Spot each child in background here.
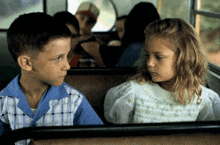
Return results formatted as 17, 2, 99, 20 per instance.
75, 2, 105, 67
108, 15, 127, 46
0, 12, 103, 144
104, 18, 220, 124
53, 11, 80, 67
116, 2, 160, 67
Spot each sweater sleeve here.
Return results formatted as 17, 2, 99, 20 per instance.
104, 81, 135, 124
197, 89, 220, 121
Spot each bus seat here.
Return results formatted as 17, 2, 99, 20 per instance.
64, 68, 136, 124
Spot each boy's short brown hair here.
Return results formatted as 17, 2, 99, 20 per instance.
7, 12, 71, 62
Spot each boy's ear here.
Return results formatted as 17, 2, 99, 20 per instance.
17, 55, 32, 71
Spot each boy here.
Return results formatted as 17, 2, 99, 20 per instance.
75, 2, 99, 36
75, 2, 105, 67
0, 12, 103, 142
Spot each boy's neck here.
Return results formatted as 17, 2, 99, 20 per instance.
19, 72, 49, 108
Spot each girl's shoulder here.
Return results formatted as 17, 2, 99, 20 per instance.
108, 80, 139, 93
200, 85, 220, 102
106, 79, 147, 97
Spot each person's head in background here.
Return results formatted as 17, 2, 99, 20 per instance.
75, 2, 99, 36
107, 15, 127, 46
121, 2, 160, 48
116, 15, 127, 40
53, 11, 80, 62
53, 11, 79, 35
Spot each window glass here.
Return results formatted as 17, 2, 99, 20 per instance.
67, 0, 116, 32
0, 0, 43, 29
197, 15, 220, 67
200, 0, 220, 13
158, 0, 188, 21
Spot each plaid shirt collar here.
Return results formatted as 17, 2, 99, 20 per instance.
1, 74, 69, 119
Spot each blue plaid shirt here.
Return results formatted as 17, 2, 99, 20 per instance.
0, 75, 103, 144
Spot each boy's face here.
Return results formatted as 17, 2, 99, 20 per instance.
116, 18, 126, 40
31, 38, 71, 86
76, 13, 96, 35
144, 36, 177, 89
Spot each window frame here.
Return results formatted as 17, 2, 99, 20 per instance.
189, 0, 220, 72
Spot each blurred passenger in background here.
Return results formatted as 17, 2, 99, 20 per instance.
108, 15, 128, 46
53, 11, 80, 67
75, 2, 105, 67
116, 2, 160, 67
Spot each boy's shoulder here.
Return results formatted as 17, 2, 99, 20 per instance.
62, 82, 84, 98
0, 75, 20, 97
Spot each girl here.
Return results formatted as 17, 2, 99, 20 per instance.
104, 18, 220, 124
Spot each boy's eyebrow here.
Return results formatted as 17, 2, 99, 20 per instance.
52, 53, 65, 58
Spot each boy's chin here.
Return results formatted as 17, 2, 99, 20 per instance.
47, 80, 64, 87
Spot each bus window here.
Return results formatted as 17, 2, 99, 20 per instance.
200, 0, 220, 13
157, 0, 189, 21
0, 0, 43, 29
195, 0, 220, 67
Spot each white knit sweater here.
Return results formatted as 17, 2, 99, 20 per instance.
104, 80, 220, 124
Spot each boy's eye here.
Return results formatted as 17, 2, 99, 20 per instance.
55, 56, 61, 61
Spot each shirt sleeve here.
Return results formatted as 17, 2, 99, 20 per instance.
73, 95, 103, 125
0, 120, 4, 135
0, 95, 5, 135
197, 90, 220, 121
104, 81, 135, 124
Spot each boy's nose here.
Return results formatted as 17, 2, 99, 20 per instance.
64, 58, 71, 71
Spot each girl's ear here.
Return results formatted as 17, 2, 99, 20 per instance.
17, 55, 32, 71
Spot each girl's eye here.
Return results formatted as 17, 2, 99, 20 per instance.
156, 56, 163, 60
145, 54, 149, 58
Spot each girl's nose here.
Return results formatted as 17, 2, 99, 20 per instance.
147, 56, 155, 67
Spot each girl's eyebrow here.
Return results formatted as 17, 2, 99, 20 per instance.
144, 50, 166, 55
152, 51, 166, 55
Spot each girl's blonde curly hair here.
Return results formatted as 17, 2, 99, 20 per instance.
131, 18, 208, 105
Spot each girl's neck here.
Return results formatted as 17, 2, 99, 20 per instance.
159, 80, 175, 92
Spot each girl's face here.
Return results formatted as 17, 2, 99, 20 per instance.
144, 36, 177, 91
